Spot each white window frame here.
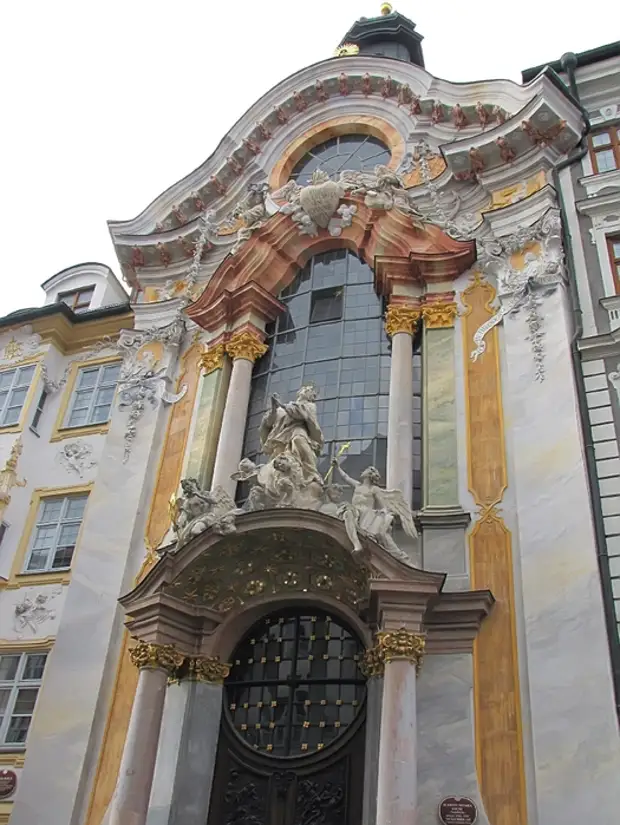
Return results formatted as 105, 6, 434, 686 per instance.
0, 651, 47, 748
0, 364, 36, 427
64, 362, 120, 429
24, 494, 89, 573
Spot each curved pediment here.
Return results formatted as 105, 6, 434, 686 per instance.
122, 509, 445, 617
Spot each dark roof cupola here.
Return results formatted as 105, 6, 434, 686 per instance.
336, 4, 425, 67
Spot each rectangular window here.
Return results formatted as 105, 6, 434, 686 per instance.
0, 651, 47, 746
57, 286, 95, 313
590, 127, 620, 174
0, 365, 36, 427
65, 362, 121, 429
310, 287, 344, 324
24, 494, 88, 572
608, 235, 620, 294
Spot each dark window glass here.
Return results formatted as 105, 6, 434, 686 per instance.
291, 135, 391, 186
241, 249, 423, 509
225, 610, 366, 757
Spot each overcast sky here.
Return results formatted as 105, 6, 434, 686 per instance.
2, 1, 617, 314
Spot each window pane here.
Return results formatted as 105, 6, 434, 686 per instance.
91, 404, 111, 424
40, 499, 63, 523
0, 688, 10, 714
6, 715, 32, 744
2, 406, 21, 426
0, 371, 15, 391
0, 656, 20, 682
7, 387, 27, 408
32, 525, 56, 549
26, 548, 49, 571
65, 496, 87, 519
13, 688, 38, 715
612, 241, 620, 259
52, 545, 74, 568
592, 132, 612, 147
67, 407, 89, 428
597, 149, 617, 172
77, 368, 100, 390
95, 385, 116, 406
101, 363, 121, 383
23, 654, 46, 680
58, 523, 80, 547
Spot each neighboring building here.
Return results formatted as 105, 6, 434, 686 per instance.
1, 6, 619, 825
523, 41, 620, 719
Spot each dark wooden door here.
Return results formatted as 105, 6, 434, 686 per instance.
207, 717, 365, 825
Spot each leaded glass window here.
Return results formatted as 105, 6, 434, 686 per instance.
291, 135, 391, 186
226, 610, 365, 757
243, 249, 422, 507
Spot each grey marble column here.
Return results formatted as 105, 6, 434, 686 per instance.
362, 674, 384, 825
107, 643, 183, 825
374, 631, 425, 825
168, 679, 224, 825
385, 305, 420, 503
211, 331, 267, 497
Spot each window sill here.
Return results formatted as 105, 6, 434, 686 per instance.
49, 422, 110, 442
6, 570, 71, 589
0, 423, 24, 435
0, 750, 25, 766
579, 167, 620, 199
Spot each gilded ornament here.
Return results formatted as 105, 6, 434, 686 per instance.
129, 641, 185, 675
3, 338, 23, 360
334, 42, 360, 57
245, 579, 265, 596
377, 628, 425, 672
421, 302, 458, 329
360, 643, 385, 678
384, 305, 421, 337
200, 343, 225, 375
187, 655, 231, 684
225, 331, 268, 363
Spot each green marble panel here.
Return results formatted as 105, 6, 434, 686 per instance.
423, 327, 458, 507
185, 364, 229, 487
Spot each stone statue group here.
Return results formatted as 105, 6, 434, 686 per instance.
170, 386, 418, 565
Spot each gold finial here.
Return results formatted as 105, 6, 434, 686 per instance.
380, 2, 393, 14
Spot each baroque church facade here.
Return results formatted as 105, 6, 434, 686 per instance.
0, 5, 620, 825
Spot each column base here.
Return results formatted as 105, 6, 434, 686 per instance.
418, 506, 471, 530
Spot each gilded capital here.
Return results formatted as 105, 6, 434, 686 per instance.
377, 628, 425, 673
360, 643, 385, 678
384, 305, 421, 337
129, 641, 185, 676
187, 655, 231, 684
225, 331, 268, 362
421, 301, 458, 329
200, 343, 225, 375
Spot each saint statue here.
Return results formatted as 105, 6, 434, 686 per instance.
259, 385, 323, 484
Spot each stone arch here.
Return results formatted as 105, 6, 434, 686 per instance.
187, 205, 475, 330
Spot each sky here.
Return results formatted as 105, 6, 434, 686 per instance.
2, 1, 618, 314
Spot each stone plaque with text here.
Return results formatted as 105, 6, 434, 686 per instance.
0, 769, 17, 800
438, 796, 478, 825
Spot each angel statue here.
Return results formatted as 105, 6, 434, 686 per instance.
330, 460, 418, 565
259, 386, 324, 485
170, 478, 238, 548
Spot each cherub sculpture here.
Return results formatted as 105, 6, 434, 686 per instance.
330, 460, 418, 565
232, 452, 305, 510
171, 478, 238, 547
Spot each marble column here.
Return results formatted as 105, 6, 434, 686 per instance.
385, 305, 420, 503
107, 642, 184, 825
361, 664, 384, 825
210, 330, 267, 497
167, 657, 229, 825
373, 629, 425, 825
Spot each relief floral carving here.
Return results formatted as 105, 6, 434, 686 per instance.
13, 589, 61, 636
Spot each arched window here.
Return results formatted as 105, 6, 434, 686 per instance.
226, 610, 366, 757
243, 250, 422, 507
291, 135, 391, 186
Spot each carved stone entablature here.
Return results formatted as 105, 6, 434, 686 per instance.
469, 208, 565, 381
119, 509, 494, 659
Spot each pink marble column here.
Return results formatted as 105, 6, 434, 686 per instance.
385, 305, 420, 504
374, 629, 425, 825
211, 330, 267, 497
106, 642, 183, 825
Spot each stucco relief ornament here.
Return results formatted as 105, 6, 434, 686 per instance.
470, 211, 565, 381
272, 170, 356, 237
0, 438, 26, 518
14, 590, 60, 636
57, 441, 96, 478
117, 350, 187, 462
607, 366, 620, 403
0, 327, 41, 363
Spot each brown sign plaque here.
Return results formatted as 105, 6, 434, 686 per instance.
438, 796, 478, 825
0, 769, 17, 800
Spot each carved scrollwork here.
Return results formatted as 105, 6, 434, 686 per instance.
361, 629, 426, 677
129, 640, 185, 675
